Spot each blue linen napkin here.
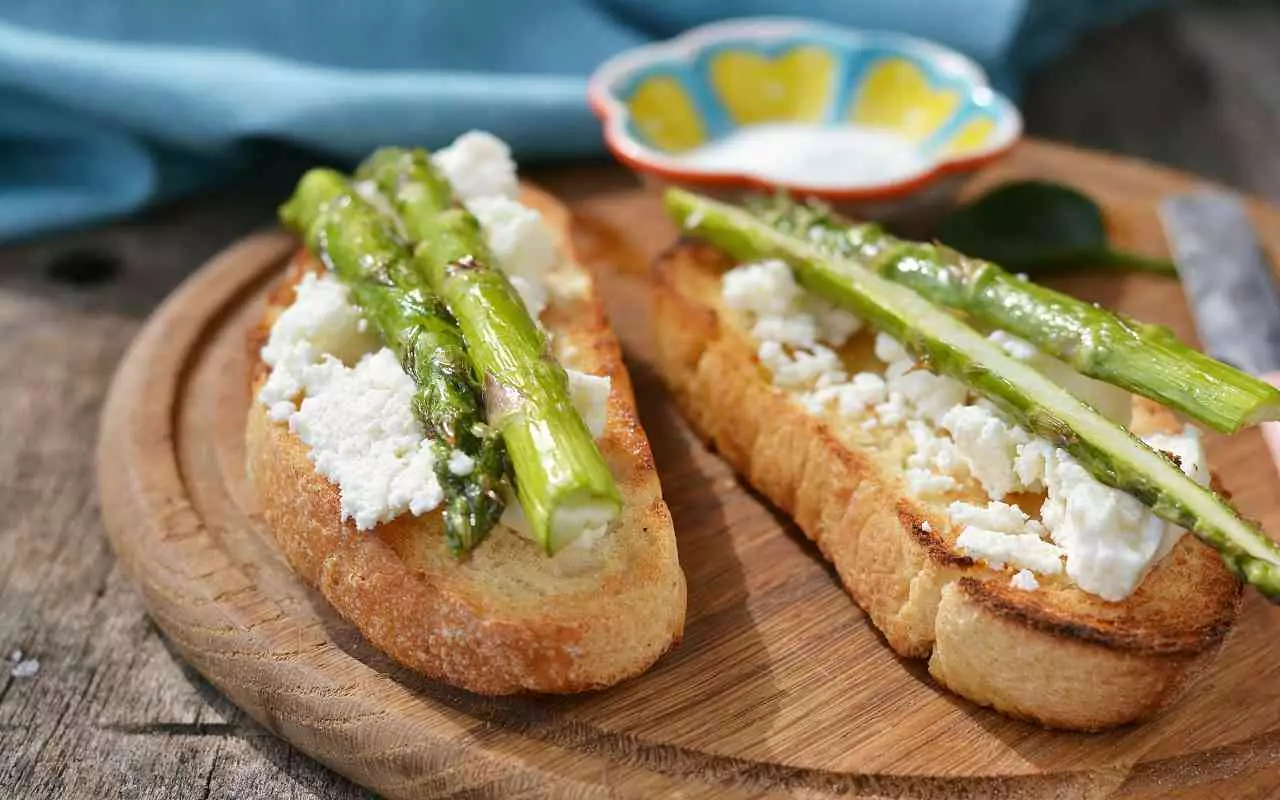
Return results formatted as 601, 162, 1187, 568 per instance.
0, 0, 1165, 241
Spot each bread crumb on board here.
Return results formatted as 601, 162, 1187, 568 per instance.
7, 648, 39, 679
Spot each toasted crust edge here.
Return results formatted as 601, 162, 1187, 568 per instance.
244, 187, 686, 695
650, 240, 1241, 730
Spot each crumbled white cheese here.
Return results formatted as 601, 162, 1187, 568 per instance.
756, 341, 845, 390
258, 272, 380, 415
747, 312, 819, 345
806, 372, 889, 418
873, 392, 908, 427
723, 260, 863, 394
508, 275, 549, 319
723, 259, 803, 318
815, 304, 862, 346
905, 421, 965, 479
1013, 438, 1055, 493
1038, 447, 1166, 601
955, 427, 1211, 601
949, 500, 1044, 536
906, 469, 957, 497
432, 130, 519, 202
1010, 569, 1040, 591
448, 450, 475, 477
955, 526, 1066, 574
949, 500, 1065, 578
566, 369, 611, 440
751, 313, 819, 348
939, 404, 1025, 500
920, 520, 932, 533
841, 373, 889, 413
289, 349, 444, 530
781, 345, 846, 389
467, 195, 558, 283
723, 260, 861, 351
800, 388, 834, 415
890, 367, 968, 426
10, 658, 39, 679
874, 332, 910, 364
258, 275, 443, 530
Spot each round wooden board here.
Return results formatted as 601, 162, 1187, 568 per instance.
99, 140, 1280, 799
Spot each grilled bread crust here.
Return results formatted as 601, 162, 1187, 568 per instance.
245, 187, 686, 695
651, 240, 1241, 730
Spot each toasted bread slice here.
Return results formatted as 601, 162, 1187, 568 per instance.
245, 186, 686, 695
652, 241, 1241, 730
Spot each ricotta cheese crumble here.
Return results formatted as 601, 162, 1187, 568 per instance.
432, 130, 520, 202
1010, 570, 1040, 591
721, 260, 1209, 602
258, 131, 613, 535
258, 274, 440, 530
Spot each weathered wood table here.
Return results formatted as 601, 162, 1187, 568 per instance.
3, 3, 1279, 797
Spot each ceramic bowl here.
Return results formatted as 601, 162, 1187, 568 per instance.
588, 17, 1021, 221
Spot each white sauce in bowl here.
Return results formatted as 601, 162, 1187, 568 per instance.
666, 123, 927, 188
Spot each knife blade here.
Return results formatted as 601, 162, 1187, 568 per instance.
1159, 189, 1280, 471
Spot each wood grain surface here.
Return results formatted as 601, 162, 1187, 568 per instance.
91, 139, 1280, 799
4, 6, 1280, 796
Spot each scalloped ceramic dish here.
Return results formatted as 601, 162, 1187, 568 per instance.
588, 18, 1021, 216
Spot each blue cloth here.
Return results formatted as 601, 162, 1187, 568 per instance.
0, 0, 1165, 241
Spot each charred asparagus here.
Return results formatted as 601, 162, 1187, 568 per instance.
280, 169, 506, 554
357, 148, 621, 553
750, 195, 1280, 435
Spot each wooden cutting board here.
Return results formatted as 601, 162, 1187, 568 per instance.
98, 140, 1280, 799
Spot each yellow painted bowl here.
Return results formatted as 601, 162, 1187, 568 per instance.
588, 17, 1021, 219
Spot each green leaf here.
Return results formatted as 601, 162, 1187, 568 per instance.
936, 180, 1177, 276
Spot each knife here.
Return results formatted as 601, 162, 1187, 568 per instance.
1159, 190, 1280, 472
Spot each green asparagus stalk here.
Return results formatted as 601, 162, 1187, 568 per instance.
356, 148, 621, 553
280, 169, 506, 555
747, 194, 1280, 435
667, 187, 1280, 601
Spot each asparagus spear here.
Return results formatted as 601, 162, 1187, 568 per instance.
667, 187, 1280, 600
747, 195, 1280, 435
280, 169, 506, 554
356, 148, 621, 554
